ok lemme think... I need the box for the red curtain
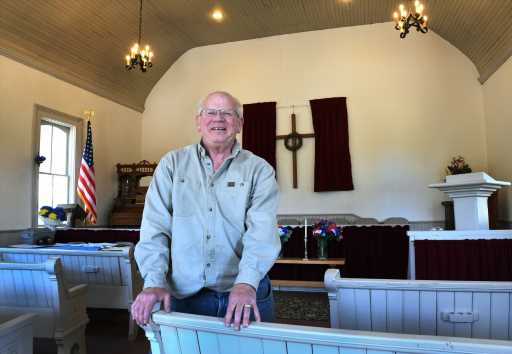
[343,226,409,279]
[415,239,512,281]
[310,97,353,192]
[242,102,276,171]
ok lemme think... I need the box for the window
[33,106,83,226]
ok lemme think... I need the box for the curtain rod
[276,104,310,109]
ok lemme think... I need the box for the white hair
[197,91,243,118]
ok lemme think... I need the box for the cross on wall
[276,112,315,189]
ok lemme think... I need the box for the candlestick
[303,217,308,260]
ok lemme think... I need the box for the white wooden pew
[325,268,512,341]
[143,311,512,354]
[0,313,36,354]
[0,257,89,354]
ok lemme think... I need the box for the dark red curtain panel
[242,102,277,171]
[343,226,409,279]
[415,239,512,281]
[310,97,353,192]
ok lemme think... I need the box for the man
[132,91,280,331]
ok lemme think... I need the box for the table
[271,258,345,291]
[0,244,142,339]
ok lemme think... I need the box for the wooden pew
[325,268,512,341]
[0,313,35,354]
[143,311,512,354]
[0,257,89,354]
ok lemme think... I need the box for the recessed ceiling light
[211,9,224,22]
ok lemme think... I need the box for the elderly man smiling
[132,91,280,331]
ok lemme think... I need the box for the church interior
[1,1,512,353]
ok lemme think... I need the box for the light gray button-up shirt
[134,141,280,299]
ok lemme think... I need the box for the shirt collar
[197,140,241,160]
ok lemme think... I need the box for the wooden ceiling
[1,0,511,113]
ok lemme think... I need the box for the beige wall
[142,23,487,222]
[483,56,512,221]
[0,55,142,229]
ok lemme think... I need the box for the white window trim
[32,105,84,227]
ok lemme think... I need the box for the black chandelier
[393,0,428,39]
[125,0,153,72]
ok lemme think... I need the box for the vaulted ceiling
[1,0,512,113]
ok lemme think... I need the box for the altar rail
[325,269,512,341]
[408,230,512,280]
[143,311,512,354]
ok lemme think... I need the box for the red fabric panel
[54,229,140,244]
[415,239,512,281]
[343,226,409,279]
[310,97,353,192]
[242,102,277,171]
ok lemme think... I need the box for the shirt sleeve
[134,155,174,289]
[235,160,280,290]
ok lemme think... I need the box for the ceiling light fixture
[393,0,428,39]
[211,9,224,22]
[125,0,153,72]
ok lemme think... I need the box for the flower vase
[317,237,328,259]
[42,218,61,231]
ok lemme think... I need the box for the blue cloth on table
[45,244,103,251]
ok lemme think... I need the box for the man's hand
[224,283,261,330]
[131,287,171,326]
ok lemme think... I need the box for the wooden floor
[34,291,329,353]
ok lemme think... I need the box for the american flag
[77,120,97,223]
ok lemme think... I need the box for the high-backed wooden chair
[0,257,89,354]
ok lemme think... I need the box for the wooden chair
[142,311,512,354]
[0,257,89,354]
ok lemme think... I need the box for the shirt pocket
[172,176,199,217]
[223,180,250,229]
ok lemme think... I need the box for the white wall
[0,55,142,229]
[142,22,486,222]
[483,56,512,221]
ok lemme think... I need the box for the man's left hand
[224,283,261,330]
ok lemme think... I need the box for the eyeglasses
[201,108,238,119]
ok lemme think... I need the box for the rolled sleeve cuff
[143,273,169,290]
[235,268,261,291]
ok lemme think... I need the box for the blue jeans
[171,275,275,322]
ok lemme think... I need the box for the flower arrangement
[277,225,292,257]
[277,225,292,243]
[312,220,342,259]
[39,206,66,230]
[446,156,472,175]
[312,220,342,241]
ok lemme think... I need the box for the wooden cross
[276,113,315,188]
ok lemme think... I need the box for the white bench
[325,268,512,341]
[0,257,89,354]
[0,245,141,339]
[143,311,512,354]
[0,313,36,354]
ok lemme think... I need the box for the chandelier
[125,0,153,72]
[393,0,428,39]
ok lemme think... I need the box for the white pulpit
[429,172,510,230]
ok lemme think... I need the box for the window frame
[32,105,84,227]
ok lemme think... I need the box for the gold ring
[243,304,252,308]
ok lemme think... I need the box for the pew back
[325,269,512,341]
[0,256,88,343]
[144,311,512,354]
[0,313,35,354]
